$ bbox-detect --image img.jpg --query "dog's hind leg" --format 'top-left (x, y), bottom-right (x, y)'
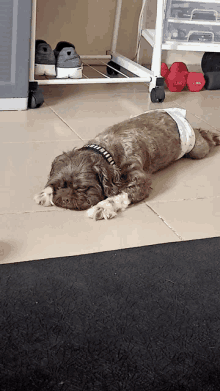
top-left (187, 128), bottom-right (220, 159)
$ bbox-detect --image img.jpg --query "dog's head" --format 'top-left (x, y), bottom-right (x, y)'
top-left (47, 149), bottom-right (120, 210)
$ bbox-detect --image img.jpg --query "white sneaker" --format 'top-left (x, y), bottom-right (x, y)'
top-left (54, 41), bottom-right (83, 79)
top-left (35, 40), bottom-right (56, 77)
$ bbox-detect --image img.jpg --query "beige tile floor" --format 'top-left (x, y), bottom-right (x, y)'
top-left (1, 82), bottom-right (220, 264)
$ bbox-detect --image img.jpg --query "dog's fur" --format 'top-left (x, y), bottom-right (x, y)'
top-left (34, 111), bottom-right (220, 219)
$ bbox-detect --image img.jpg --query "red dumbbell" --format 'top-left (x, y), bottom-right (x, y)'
top-left (161, 62), bottom-right (189, 92)
top-left (167, 62), bottom-right (188, 92)
top-left (169, 62), bottom-right (189, 76)
top-left (161, 63), bottom-right (170, 79)
top-left (166, 71), bottom-right (188, 92)
top-left (187, 72), bottom-right (205, 92)
top-left (161, 62), bottom-right (205, 92)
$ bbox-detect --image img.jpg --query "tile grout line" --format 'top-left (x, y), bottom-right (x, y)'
top-left (2, 139), bottom-right (84, 144)
top-left (3, 194), bottom-right (220, 217)
top-left (46, 103), bottom-right (84, 141)
top-left (0, 209), bottom-right (68, 216)
top-left (146, 195), bottom-right (220, 204)
top-left (146, 203), bottom-right (184, 241)
top-left (193, 114), bottom-right (220, 131)
top-left (175, 102), bottom-right (220, 131)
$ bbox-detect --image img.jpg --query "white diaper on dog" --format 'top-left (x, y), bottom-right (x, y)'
top-left (133, 108), bottom-right (195, 160)
top-left (163, 108), bottom-right (195, 159)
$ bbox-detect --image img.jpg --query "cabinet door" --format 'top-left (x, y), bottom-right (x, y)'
top-left (0, 0), bottom-right (32, 110)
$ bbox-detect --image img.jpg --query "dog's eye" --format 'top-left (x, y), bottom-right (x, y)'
top-left (57, 182), bottom-right (68, 190)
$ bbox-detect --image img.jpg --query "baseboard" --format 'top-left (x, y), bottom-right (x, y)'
top-left (0, 97), bottom-right (28, 111)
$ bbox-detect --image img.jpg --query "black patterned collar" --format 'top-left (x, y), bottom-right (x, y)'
top-left (82, 144), bottom-right (116, 166)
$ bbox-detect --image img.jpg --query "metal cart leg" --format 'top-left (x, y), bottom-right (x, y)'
top-left (28, 81), bottom-right (44, 108)
top-left (106, 0), bottom-right (123, 76)
top-left (29, 0), bottom-right (37, 82)
top-left (149, 0), bottom-right (165, 102)
top-left (111, 0), bottom-right (123, 53)
top-left (28, 0), bottom-right (44, 108)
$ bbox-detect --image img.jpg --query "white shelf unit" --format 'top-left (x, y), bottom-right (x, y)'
top-left (29, 0), bottom-right (167, 102)
top-left (139, 0), bottom-right (220, 97)
top-left (141, 0), bottom-right (220, 62)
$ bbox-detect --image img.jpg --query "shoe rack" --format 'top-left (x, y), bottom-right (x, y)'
top-left (29, 0), bottom-right (166, 103)
top-left (30, 0), bottom-right (220, 105)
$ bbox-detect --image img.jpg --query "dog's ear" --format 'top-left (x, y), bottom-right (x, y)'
top-left (93, 163), bottom-right (120, 198)
top-left (49, 150), bottom-right (76, 178)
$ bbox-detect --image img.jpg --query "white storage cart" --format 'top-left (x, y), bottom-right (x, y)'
top-left (158, 0), bottom-right (220, 51)
top-left (140, 0), bottom-right (220, 92)
top-left (29, 0), bottom-right (166, 106)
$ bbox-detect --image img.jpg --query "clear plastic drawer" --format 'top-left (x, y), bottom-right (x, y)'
top-left (164, 22), bottom-right (220, 43)
top-left (167, 1), bottom-right (220, 21)
top-left (163, 0), bottom-right (220, 44)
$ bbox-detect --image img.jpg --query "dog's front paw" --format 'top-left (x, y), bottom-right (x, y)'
top-left (34, 186), bottom-right (54, 207)
top-left (87, 193), bottom-right (130, 220)
top-left (87, 200), bottom-right (117, 220)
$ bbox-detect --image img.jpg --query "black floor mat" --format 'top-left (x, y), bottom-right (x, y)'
top-left (1, 237), bottom-right (220, 391)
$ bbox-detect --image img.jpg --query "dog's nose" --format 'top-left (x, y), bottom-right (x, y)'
top-left (62, 197), bottom-right (70, 206)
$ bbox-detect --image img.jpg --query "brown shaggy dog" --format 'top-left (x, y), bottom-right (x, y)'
top-left (34, 109), bottom-right (220, 219)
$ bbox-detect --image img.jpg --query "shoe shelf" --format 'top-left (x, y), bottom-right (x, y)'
top-left (33, 54), bottom-right (153, 86)
top-left (30, 0), bottom-right (153, 89)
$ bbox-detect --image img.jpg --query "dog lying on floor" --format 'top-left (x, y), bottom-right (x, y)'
top-left (34, 108), bottom-right (220, 220)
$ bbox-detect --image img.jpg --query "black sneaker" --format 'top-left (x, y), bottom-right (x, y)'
top-left (54, 41), bottom-right (83, 79)
top-left (35, 40), bottom-right (56, 76)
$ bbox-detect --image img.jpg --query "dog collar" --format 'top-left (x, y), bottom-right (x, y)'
top-left (82, 144), bottom-right (116, 166)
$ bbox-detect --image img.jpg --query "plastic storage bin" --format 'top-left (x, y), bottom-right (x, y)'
top-left (165, 22), bottom-right (220, 43)
top-left (168, 1), bottom-right (220, 20)
top-left (163, 0), bottom-right (220, 44)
